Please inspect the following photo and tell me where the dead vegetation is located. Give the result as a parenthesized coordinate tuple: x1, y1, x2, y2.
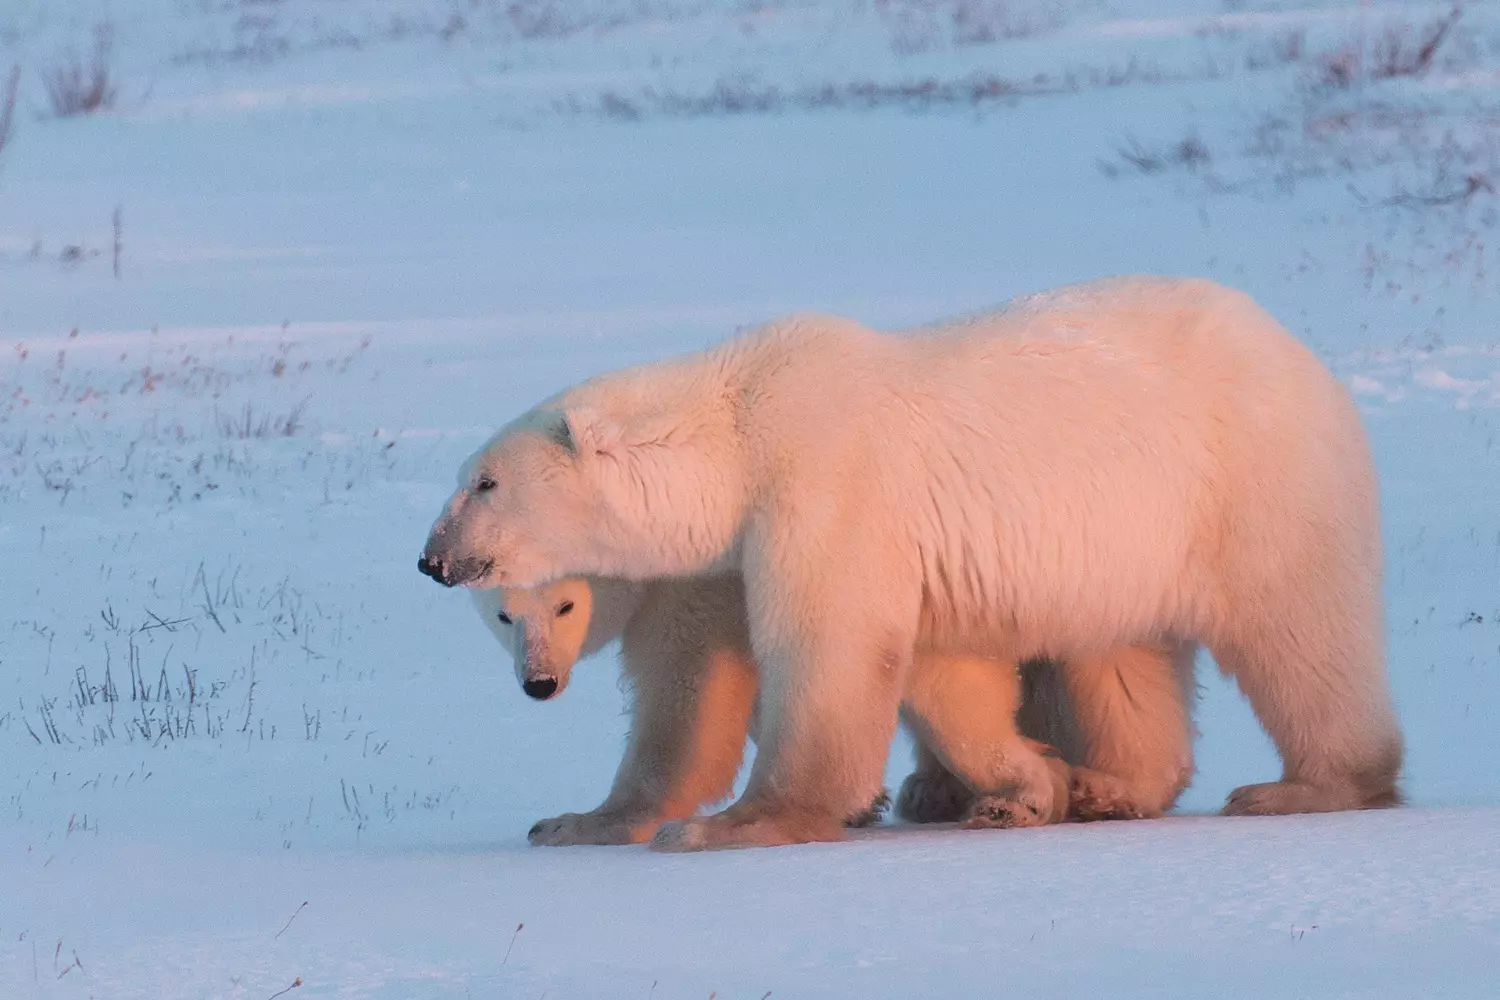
(1099, 132, 1212, 177)
(592, 73, 1027, 118)
(171, 0, 677, 65)
(881, 0, 1070, 54)
(215, 399, 310, 440)
(1242, 27, 1307, 71)
(1385, 171, 1496, 209)
(1309, 7, 1464, 90)
(0, 65, 19, 160)
(43, 24, 118, 118)
(584, 55, 1235, 122)
(505, 0, 591, 41)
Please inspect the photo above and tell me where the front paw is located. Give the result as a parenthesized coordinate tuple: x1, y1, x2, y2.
(528, 810, 650, 846)
(961, 756, 1069, 831)
(649, 807, 844, 852)
(959, 794, 1046, 830)
(844, 788, 891, 829)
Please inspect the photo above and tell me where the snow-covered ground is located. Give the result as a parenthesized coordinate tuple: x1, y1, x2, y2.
(1, 1, 1497, 996)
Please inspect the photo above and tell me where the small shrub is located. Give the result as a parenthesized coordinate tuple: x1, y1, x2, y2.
(43, 24, 117, 118)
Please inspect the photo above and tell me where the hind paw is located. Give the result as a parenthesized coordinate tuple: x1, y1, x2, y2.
(896, 768, 973, 824)
(1069, 768, 1150, 822)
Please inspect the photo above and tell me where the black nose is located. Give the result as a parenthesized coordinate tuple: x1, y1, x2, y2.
(522, 677, 559, 701)
(417, 554, 450, 586)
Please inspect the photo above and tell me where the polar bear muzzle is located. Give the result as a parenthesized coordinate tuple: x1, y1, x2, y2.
(522, 676, 560, 701)
(416, 552, 493, 588)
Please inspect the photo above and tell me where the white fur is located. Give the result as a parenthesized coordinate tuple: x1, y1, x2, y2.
(425, 276, 1403, 850)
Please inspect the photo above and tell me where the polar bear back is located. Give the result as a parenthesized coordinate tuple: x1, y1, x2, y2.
(517, 276, 1373, 663)
(599, 277, 1370, 660)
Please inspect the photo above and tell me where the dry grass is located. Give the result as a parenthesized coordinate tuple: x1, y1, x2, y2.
(1368, 7, 1462, 79)
(584, 56, 1213, 122)
(591, 73, 1030, 119)
(215, 398, 309, 440)
(0, 65, 19, 160)
(1310, 7, 1463, 90)
(882, 0, 1068, 54)
(1099, 132, 1212, 177)
(506, 0, 589, 41)
(1243, 27, 1307, 71)
(43, 24, 118, 118)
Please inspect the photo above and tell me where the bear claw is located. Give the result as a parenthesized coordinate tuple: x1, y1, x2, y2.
(959, 794, 1047, 831)
(845, 788, 892, 828)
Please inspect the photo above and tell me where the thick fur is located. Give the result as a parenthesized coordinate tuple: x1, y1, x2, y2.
(425, 276, 1404, 851)
(477, 576, 1073, 845)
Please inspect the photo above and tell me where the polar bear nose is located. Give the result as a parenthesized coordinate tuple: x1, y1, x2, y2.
(522, 677, 559, 701)
(417, 554, 450, 585)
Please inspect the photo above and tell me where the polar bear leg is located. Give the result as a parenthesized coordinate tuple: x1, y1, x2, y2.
(900, 654, 1068, 829)
(1053, 642, 1197, 821)
(530, 642, 758, 846)
(652, 549, 911, 851)
(1215, 614, 1402, 815)
(741, 696, 890, 829)
(650, 643, 903, 851)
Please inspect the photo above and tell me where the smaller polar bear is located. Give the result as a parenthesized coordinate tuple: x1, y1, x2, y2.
(472, 577, 1073, 844)
(472, 577, 1196, 844)
(423, 276, 1403, 851)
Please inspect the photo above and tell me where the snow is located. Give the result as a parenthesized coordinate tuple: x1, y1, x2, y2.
(1, 1, 1498, 997)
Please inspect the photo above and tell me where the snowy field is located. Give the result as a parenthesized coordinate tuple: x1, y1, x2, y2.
(1, 0, 1498, 996)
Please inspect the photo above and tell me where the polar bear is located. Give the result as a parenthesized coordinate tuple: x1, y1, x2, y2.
(473, 576, 1075, 844)
(421, 276, 1403, 851)
(474, 576, 1196, 843)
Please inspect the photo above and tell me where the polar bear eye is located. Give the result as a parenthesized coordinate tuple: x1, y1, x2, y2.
(556, 600, 575, 617)
(475, 476, 497, 493)
(496, 611, 513, 625)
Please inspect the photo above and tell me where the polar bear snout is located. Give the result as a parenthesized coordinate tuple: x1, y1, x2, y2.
(522, 676, 560, 701)
(415, 554, 447, 584)
(416, 552, 493, 588)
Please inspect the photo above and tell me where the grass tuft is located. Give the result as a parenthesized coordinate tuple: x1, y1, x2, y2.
(43, 24, 118, 118)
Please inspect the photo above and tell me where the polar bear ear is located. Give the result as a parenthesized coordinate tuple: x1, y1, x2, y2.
(555, 406, 619, 458)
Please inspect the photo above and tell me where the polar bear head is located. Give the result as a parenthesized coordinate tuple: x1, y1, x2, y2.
(418, 408, 605, 590)
(419, 369, 749, 590)
(470, 577, 645, 700)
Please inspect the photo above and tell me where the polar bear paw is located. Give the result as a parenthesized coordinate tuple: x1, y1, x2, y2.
(844, 788, 891, 829)
(958, 793, 1051, 830)
(896, 768, 973, 824)
(528, 810, 651, 846)
(1223, 779, 1384, 816)
(649, 806, 844, 852)
(1068, 767, 1150, 822)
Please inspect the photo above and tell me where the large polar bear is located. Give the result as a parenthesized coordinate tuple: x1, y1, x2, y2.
(472, 576, 1186, 844)
(420, 276, 1404, 851)
(473, 576, 1077, 843)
